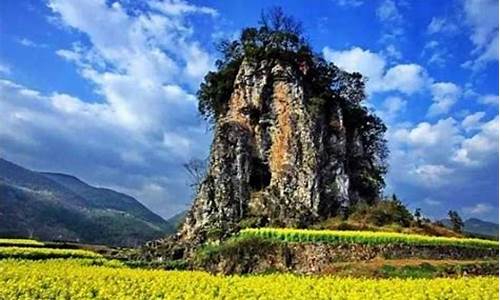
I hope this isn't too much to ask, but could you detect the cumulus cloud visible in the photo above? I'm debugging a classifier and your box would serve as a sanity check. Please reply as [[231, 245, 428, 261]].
[[461, 111, 485, 131], [387, 112, 498, 220], [427, 82, 462, 117], [392, 118, 462, 158], [410, 164, 454, 187], [0, 76, 209, 218], [322, 47, 385, 93], [454, 115, 499, 166], [0, 0, 220, 218], [463, 203, 494, 216], [462, 0, 499, 70], [377, 96, 407, 122], [479, 94, 499, 106], [323, 47, 430, 95], [383, 64, 430, 95]]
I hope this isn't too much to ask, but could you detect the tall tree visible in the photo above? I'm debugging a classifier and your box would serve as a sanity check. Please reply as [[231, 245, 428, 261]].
[[182, 158, 207, 193], [448, 210, 464, 233]]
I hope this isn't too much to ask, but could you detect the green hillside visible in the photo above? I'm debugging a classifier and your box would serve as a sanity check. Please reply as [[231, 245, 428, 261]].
[[0, 158, 175, 247]]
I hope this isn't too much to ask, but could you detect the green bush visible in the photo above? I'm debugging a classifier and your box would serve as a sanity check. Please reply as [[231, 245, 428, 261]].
[[349, 197, 413, 227]]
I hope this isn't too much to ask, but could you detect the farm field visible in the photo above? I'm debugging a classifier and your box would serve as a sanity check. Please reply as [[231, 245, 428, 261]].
[[0, 258, 498, 300], [0, 237, 498, 299], [238, 228, 499, 248], [0, 238, 45, 247]]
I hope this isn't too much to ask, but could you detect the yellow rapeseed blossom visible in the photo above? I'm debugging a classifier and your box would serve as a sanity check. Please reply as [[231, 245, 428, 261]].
[[0, 259, 497, 300], [0, 238, 44, 247], [0, 247, 102, 260], [239, 228, 499, 249]]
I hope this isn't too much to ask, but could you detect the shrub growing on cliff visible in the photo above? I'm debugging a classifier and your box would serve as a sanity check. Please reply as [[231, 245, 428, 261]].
[[349, 195, 413, 227]]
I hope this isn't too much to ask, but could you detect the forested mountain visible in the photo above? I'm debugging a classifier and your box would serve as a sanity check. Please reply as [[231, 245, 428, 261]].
[[0, 158, 175, 246]]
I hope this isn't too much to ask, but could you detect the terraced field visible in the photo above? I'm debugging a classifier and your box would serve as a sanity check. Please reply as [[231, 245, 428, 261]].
[[0, 259, 497, 299], [0, 236, 497, 299], [238, 228, 499, 248]]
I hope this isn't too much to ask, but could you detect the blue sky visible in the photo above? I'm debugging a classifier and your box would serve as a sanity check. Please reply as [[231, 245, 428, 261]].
[[0, 0, 498, 222]]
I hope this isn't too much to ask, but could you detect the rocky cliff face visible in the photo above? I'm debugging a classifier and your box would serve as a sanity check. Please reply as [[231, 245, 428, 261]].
[[177, 59, 363, 244]]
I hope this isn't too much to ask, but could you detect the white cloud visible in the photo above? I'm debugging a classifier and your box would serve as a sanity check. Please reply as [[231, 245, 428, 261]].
[[0, 0, 220, 218], [454, 115, 499, 166], [410, 164, 453, 187], [332, 0, 364, 7], [377, 96, 407, 122], [463, 203, 494, 215], [0, 63, 11, 75], [423, 198, 442, 206], [149, 0, 218, 17], [48, 0, 217, 133], [393, 118, 461, 151], [17, 38, 48, 48], [389, 112, 497, 182], [479, 94, 499, 106], [376, 0, 402, 23], [427, 17, 458, 35], [464, 0, 498, 50], [461, 111, 485, 131], [376, 0, 405, 56], [462, 0, 499, 70], [427, 82, 462, 117], [421, 40, 451, 67], [322, 47, 385, 93], [386, 113, 498, 220], [323, 47, 430, 95], [424, 41, 439, 49], [384, 44, 402, 60], [0, 76, 210, 219], [19, 38, 37, 47], [162, 131, 192, 158], [383, 64, 430, 95]]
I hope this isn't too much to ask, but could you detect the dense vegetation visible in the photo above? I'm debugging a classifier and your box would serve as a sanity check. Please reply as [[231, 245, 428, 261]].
[[347, 195, 415, 227], [1, 259, 497, 299], [197, 8, 388, 205], [238, 228, 499, 249]]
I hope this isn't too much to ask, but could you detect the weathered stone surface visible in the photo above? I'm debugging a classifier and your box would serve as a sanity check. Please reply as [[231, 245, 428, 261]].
[[198, 242, 499, 275], [176, 58, 367, 245]]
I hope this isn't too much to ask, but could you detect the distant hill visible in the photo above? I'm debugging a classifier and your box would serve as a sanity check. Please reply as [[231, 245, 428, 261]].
[[0, 158, 175, 247], [441, 218, 498, 239], [166, 210, 187, 230]]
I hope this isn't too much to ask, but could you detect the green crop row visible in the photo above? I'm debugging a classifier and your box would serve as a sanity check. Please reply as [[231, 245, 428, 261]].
[[0, 238, 45, 247], [0, 246, 102, 260], [238, 228, 499, 249]]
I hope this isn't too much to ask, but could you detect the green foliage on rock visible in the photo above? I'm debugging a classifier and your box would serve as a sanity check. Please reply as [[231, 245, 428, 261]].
[[349, 195, 414, 227]]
